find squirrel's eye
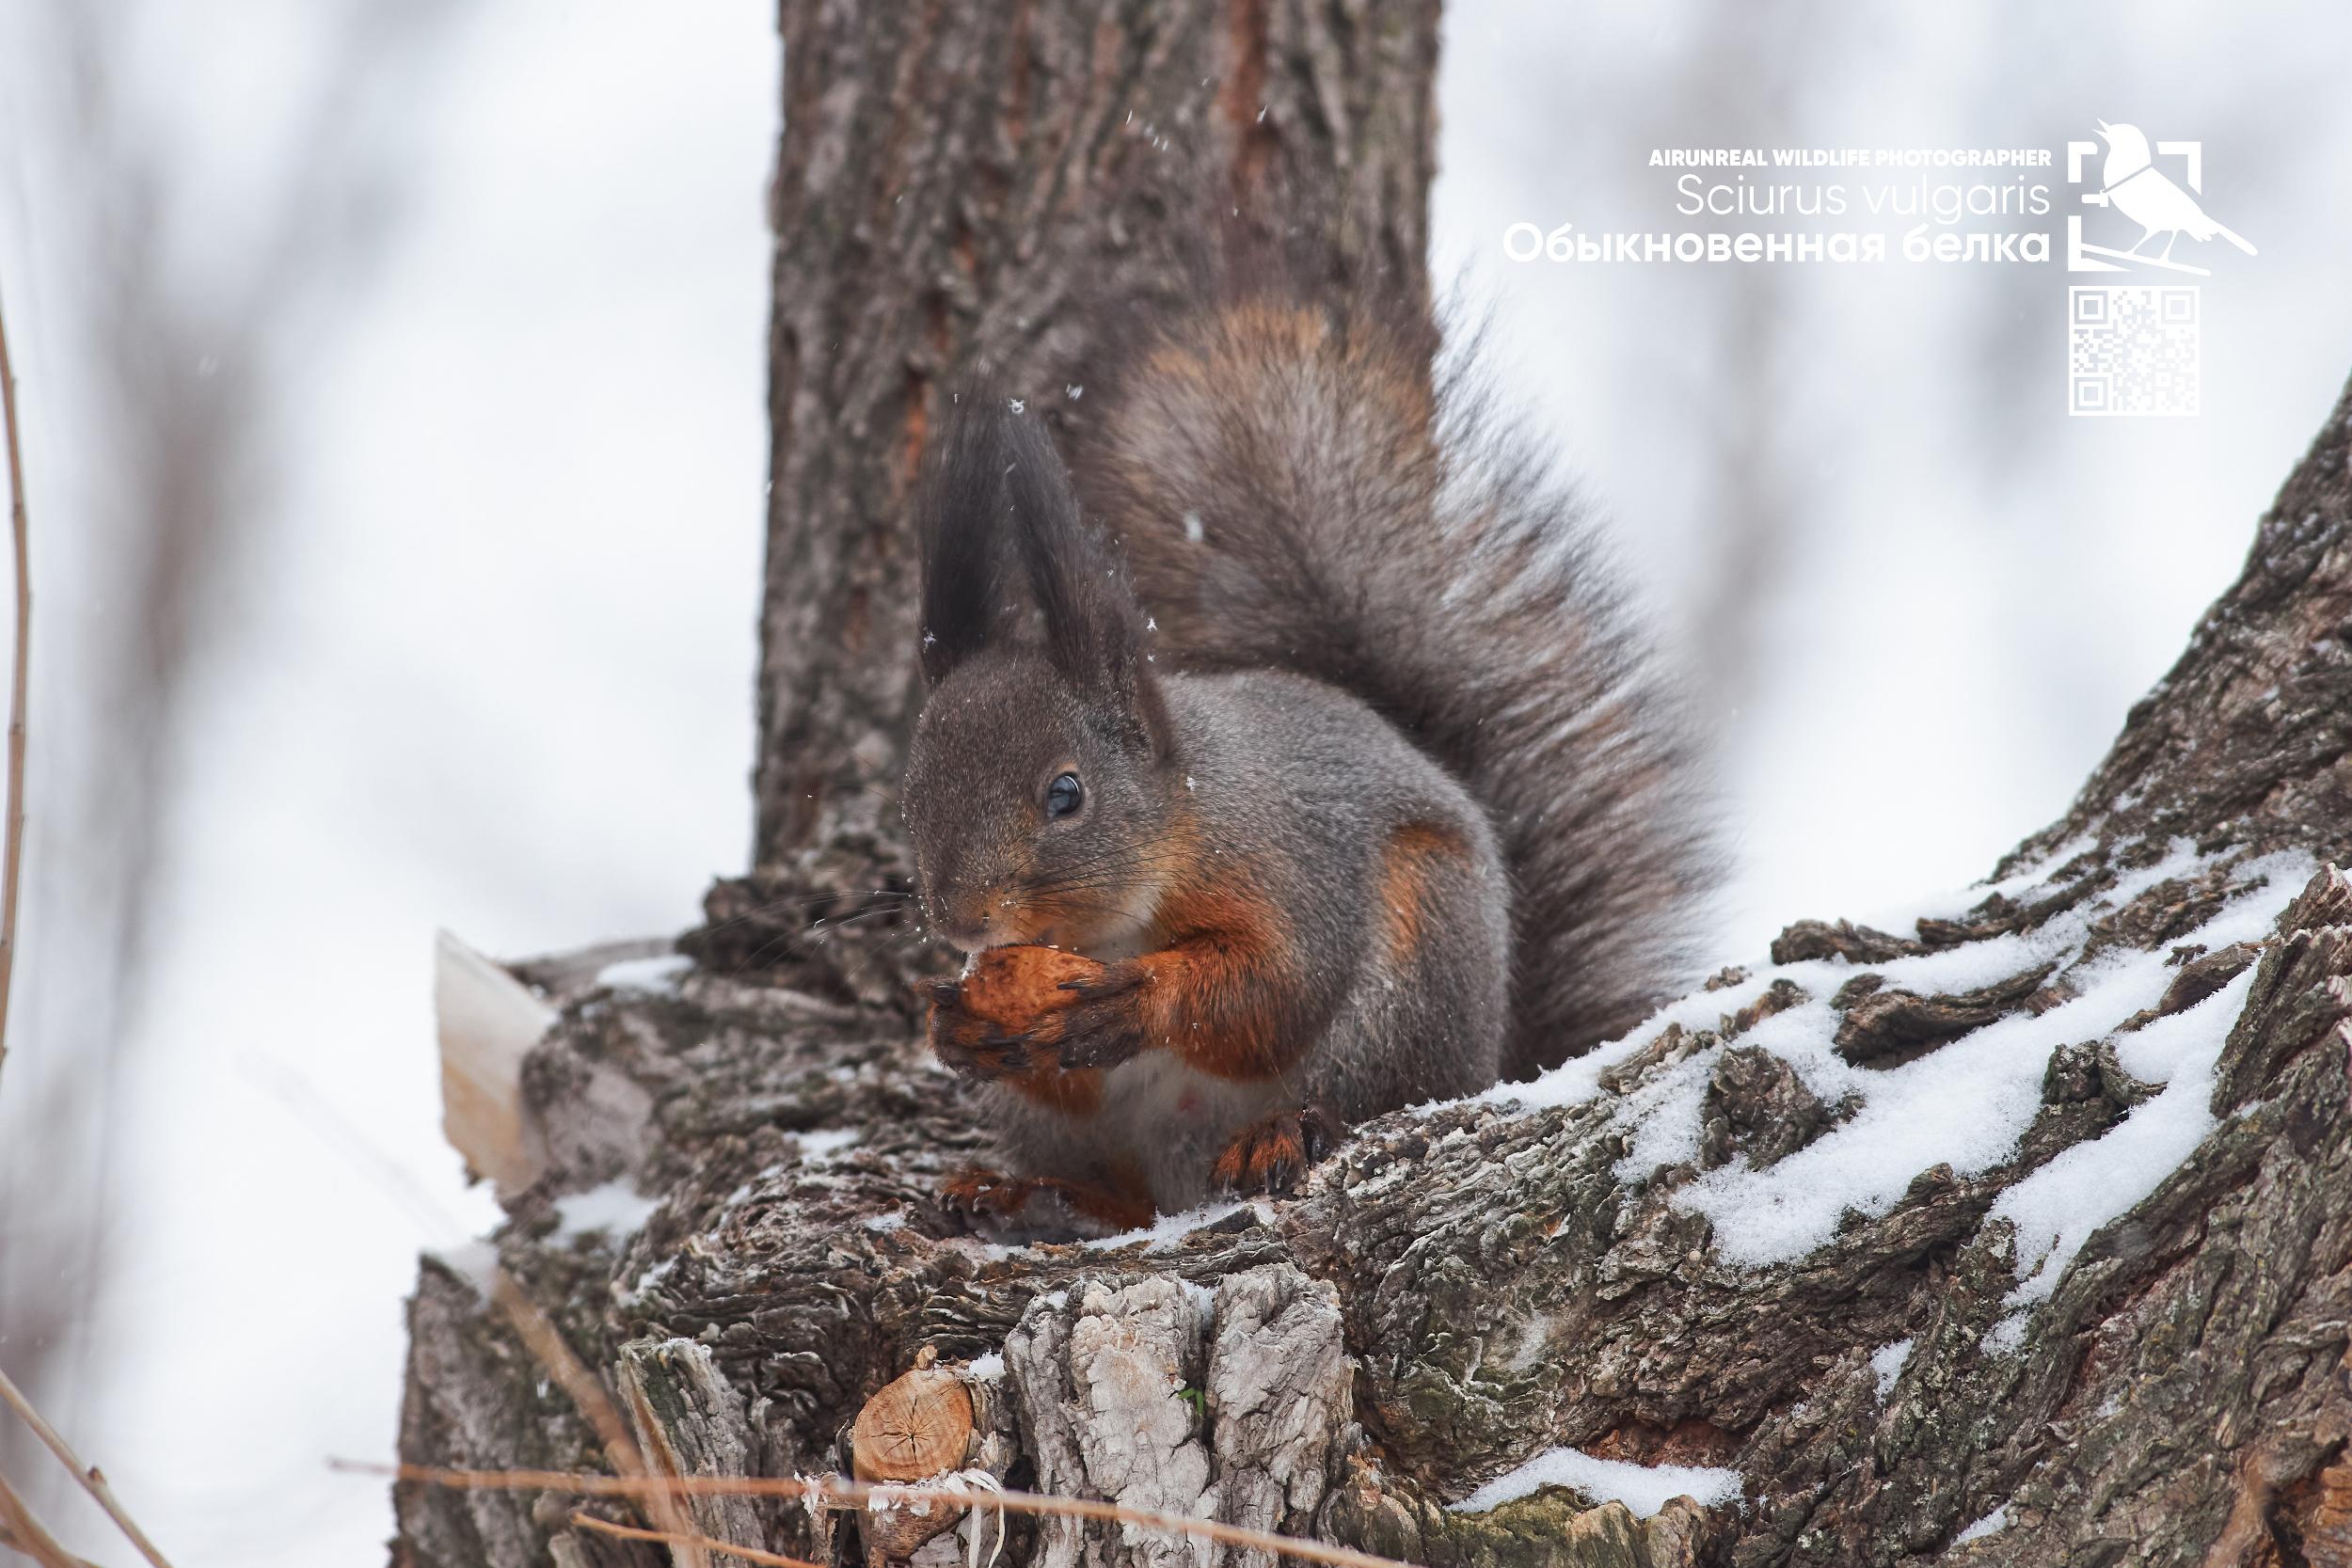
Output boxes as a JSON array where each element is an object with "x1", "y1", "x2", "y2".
[{"x1": 1045, "y1": 772, "x2": 1084, "y2": 819}]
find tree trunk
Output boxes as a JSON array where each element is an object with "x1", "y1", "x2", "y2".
[
  {"x1": 391, "y1": 5, "x2": 2352, "y2": 1565},
  {"x1": 732, "y1": 0, "x2": 1434, "y2": 899}
]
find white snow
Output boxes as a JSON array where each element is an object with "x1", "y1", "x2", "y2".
[
  {"x1": 795, "y1": 1127, "x2": 862, "y2": 1161},
  {"x1": 1870, "y1": 1338, "x2": 1914, "y2": 1401},
  {"x1": 1081, "y1": 1197, "x2": 1248, "y2": 1253},
  {"x1": 596, "y1": 952, "x2": 693, "y2": 992},
  {"x1": 1479, "y1": 843, "x2": 2311, "y2": 1308},
  {"x1": 1683, "y1": 849, "x2": 2305, "y2": 1269},
  {"x1": 1954, "y1": 1503, "x2": 2010, "y2": 1543},
  {"x1": 1447, "y1": 1448, "x2": 1742, "y2": 1519},
  {"x1": 1479, "y1": 969, "x2": 1777, "y2": 1114},
  {"x1": 427, "y1": 1240, "x2": 502, "y2": 1296},
  {"x1": 1989, "y1": 964, "x2": 2258, "y2": 1312},
  {"x1": 964, "y1": 1350, "x2": 1006, "y2": 1380},
  {"x1": 552, "y1": 1180, "x2": 662, "y2": 1241},
  {"x1": 1883, "y1": 833, "x2": 2099, "y2": 928},
  {"x1": 1983, "y1": 1308, "x2": 2031, "y2": 1355}
]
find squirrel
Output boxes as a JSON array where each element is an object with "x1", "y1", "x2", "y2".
[{"x1": 903, "y1": 290, "x2": 1710, "y2": 1238}]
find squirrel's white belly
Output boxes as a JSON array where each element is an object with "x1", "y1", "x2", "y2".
[{"x1": 1096, "y1": 1051, "x2": 1287, "y2": 1212}]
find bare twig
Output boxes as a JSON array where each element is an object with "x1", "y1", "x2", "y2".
[
  {"x1": 480, "y1": 1270, "x2": 707, "y2": 1555},
  {"x1": 0, "y1": 1463, "x2": 101, "y2": 1568},
  {"x1": 483, "y1": 1273, "x2": 644, "y2": 1477},
  {"x1": 0, "y1": 275, "x2": 29, "y2": 1095},
  {"x1": 567, "y1": 1511, "x2": 824, "y2": 1568},
  {"x1": 337, "y1": 1459, "x2": 1422, "y2": 1568},
  {"x1": 0, "y1": 281, "x2": 102, "y2": 1568},
  {"x1": 0, "y1": 1367, "x2": 169, "y2": 1568}
]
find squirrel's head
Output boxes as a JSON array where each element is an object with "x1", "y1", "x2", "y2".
[{"x1": 904, "y1": 403, "x2": 1176, "y2": 956}]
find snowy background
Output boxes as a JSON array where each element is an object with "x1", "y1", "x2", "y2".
[{"x1": 0, "y1": 1, "x2": 2346, "y2": 1562}]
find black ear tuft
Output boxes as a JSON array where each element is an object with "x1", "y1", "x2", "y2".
[
  {"x1": 998, "y1": 414, "x2": 1124, "y2": 679},
  {"x1": 914, "y1": 400, "x2": 1011, "y2": 686},
  {"x1": 997, "y1": 411, "x2": 1168, "y2": 752},
  {"x1": 915, "y1": 399, "x2": 1168, "y2": 753}
]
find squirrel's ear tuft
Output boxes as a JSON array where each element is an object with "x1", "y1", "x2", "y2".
[
  {"x1": 914, "y1": 401, "x2": 1012, "y2": 687},
  {"x1": 996, "y1": 410, "x2": 1169, "y2": 756},
  {"x1": 914, "y1": 400, "x2": 1168, "y2": 752}
]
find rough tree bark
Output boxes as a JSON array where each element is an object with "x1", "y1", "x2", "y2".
[{"x1": 391, "y1": 6, "x2": 2352, "y2": 1566}]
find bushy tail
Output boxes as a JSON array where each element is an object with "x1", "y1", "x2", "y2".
[{"x1": 1072, "y1": 297, "x2": 1713, "y2": 1075}]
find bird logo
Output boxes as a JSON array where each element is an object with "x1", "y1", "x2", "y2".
[{"x1": 2070, "y1": 121, "x2": 2255, "y2": 275}]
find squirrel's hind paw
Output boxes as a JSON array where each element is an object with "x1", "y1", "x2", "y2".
[
  {"x1": 939, "y1": 1168, "x2": 1154, "y2": 1242},
  {"x1": 1211, "y1": 1106, "x2": 1338, "y2": 1198}
]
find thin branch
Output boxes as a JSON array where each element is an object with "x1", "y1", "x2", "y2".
[
  {"x1": 481, "y1": 1270, "x2": 705, "y2": 1555},
  {"x1": 567, "y1": 1512, "x2": 824, "y2": 1568},
  {"x1": 0, "y1": 1463, "x2": 102, "y2": 1568},
  {"x1": 0, "y1": 272, "x2": 29, "y2": 1095},
  {"x1": 0, "y1": 1367, "x2": 170, "y2": 1568},
  {"x1": 483, "y1": 1273, "x2": 644, "y2": 1477},
  {"x1": 337, "y1": 1459, "x2": 1422, "y2": 1568}
]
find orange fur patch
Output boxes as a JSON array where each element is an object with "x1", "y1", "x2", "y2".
[
  {"x1": 1143, "y1": 867, "x2": 1298, "y2": 1082},
  {"x1": 1004, "y1": 1062, "x2": 1104, "y2": 1117},
  {"x1": 1376, "y1": 820, "x2": 1467, "y2": 962}
]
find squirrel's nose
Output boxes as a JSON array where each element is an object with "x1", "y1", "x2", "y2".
[
  {"x1": 930, "y1": 891, "x2": 993, "y2": 951},
  {"x1": 935, "y1": 918, "x2": 988, "y2": 951}
]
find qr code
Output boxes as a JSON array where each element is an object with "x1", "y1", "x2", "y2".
[{"x1": 2069, "y1": 286, "x2": 2199, "y2": 417}]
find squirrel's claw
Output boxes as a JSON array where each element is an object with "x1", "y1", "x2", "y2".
[
  {"x1": 926, "y1": 996, "x2": 1034, "y2": 1080},
  {"x1": 1054, "y1": 1003, "x2": 1145, "y2": 1071},
  {"x1": 937, "y1": 1035, "x2": 1031, "y2": 1080},
  {"x1": 1057, "y1": 965, "x2": 1145, "y2": 1002},
  {"x1": 1211, "y1": 1106, "x2": 1338, "y2": 1197},
  {"x1": 1053, "y1": 960, "x2": 1151, "y2": 1070}
]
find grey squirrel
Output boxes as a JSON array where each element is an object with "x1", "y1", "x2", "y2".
[{"x1": 904, "y1": 293, "x2": 1710, "y2": 1237}]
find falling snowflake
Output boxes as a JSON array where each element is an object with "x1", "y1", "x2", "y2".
[{"x1": 1008, "y1": 398, "x2": 1025, "y2": 414}]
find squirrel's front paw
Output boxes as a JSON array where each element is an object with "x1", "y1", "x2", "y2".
[
  {"x1": 925, "y1": 946, "x2": 1107, "y2": 1077},
  {"x1": 1211, "y1": 1106, "x2": 1338, "y2": 1197},
  {"x1": 925, "y1": 982, "x2": 1033, "y2": 1082},
  {"x1": 1053, "y1": 961, "x2": 1152, "y2": 1071}
]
